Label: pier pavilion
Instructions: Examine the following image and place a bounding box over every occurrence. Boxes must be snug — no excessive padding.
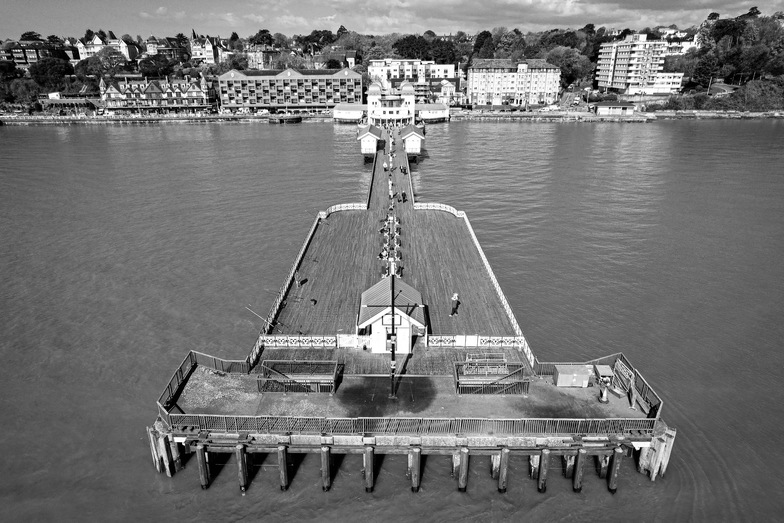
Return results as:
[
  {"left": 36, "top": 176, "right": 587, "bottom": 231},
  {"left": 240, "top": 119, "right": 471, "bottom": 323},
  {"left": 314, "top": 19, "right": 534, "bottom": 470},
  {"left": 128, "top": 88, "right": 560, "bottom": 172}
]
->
[{"left": 148, "top": 128, "right": 676, "bottom": 496}]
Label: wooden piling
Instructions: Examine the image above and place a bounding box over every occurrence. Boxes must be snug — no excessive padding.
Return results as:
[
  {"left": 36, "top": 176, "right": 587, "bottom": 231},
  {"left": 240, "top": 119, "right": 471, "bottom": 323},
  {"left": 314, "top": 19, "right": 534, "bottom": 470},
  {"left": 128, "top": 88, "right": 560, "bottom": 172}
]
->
[
  {"left": 563, "top": 455, "right": 575, "bottom": 478},
  {"left": 157, "top": 434, "right": 174, "bottom": 477},
  {"left": 451, "top": 451, "right": 460, "bottom": 478},
  {"left": 529, "top": 454, "right": 540, "bottom": 479},
  {"left": 196, "top": 444, "right": 210, "bottom": 489},
  {"left": 597, "top": 454, "right": 610, "bottom": 479},
  {"left": 458, "top": 447, "right": 469, "bottom": 492},
  {"left": 410, "top": 447, "right": 421, "bottom": 492},
  {"left": 608, "top": 447, "right": 623, "bottom": 494},
  {"left": 573, "top": 448, "right": 587, "bottom": 493},
  {"left": 637, "top": 446, "right": 652, "bottom": 475},
  {"left": 364, "top": 446, "right": 374, "bottom": 493},
  {"left": 147, "top": 427, "right": 161, "bottom": 473},
  {"left": 236, "top": 444, "right": 248, "bottom": 493},
  {"left": 278, "top": 445, "right": 289, "bottom": 491},
  {"left": 498, "top": 448, "right": 510, "bottom": 493},
  {"left": 491, "top": 452, "right": 501, "bottom": 480},
  {"left": 659, "top": 428, "right": 677, "bottom": 477},
  {"left": 169, "top": 438, "right": 182, "bottom": 473},
  {"left": 538, "top": 449, "right": 550, "bottom": 493},
  {"left": 321, "top": 446, "right": 331, "bottom": 492}
]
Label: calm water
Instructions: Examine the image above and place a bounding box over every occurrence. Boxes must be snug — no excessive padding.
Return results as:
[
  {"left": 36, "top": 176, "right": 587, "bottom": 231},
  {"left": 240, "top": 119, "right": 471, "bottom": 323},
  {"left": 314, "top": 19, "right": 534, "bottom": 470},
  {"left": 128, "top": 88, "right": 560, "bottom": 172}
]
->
[{"left": 1, "top": 120, "right": 783, "bottom": 521}]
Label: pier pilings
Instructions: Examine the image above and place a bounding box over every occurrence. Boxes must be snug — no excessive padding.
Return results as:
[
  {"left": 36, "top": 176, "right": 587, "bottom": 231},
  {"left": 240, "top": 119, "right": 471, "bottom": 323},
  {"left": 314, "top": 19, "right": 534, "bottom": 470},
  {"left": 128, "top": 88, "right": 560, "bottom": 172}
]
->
[{"left": 146, "top": 427, "right": 675, "bottom": 496}]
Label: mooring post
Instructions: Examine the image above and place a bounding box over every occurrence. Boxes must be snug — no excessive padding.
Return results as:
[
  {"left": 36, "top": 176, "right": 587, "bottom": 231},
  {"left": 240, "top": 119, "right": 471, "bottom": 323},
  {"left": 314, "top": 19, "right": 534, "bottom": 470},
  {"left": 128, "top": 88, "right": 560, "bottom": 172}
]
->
[
  {"left": 278, "top": 445, "right": 289, "bottom": 491},
  {"left": 458, "top": 447, "right": 469, "bottom": 492},
  {"left": 410, "top": 447, "right": 421, "bottom": 493},
  {"left": 573, "top": 449, "right": 587, "bottom": 493},
  {"left": 321, "top": 446, "right": 331, "bottom": 492},
  {"left": 157, "top": 434, "right": 174, "bottom": 477},
  {"left": 147, "top": 427, "right": 161, "bottom": 473},
  {"left": 537, "top": 449, "right": 550, "bottom": 493},
  {"left": 364, "top": 446, "right": 375, "bottom": 493},
  {"left": 236, "top": 444, "right": 248, "bottom": 493},
  {"left": 498, "top": 448, "right": 510, "bottom": 493},
  {"left": 563, "top": 454, "right": 575, "bottom": 478},
  {"left": 196, "top": 444, "right": 210, "bottom": 489},
  {"left": 529, "top": 454, "right": 540, "bottom": 479},
  {"left": 491, "top": 452, "right": 501, "bottom": 480},
  {"left": 597, "top": 454, "right": 610, "bottom": 479},
  {"left": 608, "top": 447, "right": 623, "bottom": 494}
]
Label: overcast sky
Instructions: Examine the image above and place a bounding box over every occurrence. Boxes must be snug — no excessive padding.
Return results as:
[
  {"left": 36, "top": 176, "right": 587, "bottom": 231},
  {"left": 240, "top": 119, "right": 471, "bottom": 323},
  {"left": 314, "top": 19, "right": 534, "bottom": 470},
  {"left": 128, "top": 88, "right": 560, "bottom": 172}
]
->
[{"left": 3, "top": 1, "right": 779, "bottom": 40}]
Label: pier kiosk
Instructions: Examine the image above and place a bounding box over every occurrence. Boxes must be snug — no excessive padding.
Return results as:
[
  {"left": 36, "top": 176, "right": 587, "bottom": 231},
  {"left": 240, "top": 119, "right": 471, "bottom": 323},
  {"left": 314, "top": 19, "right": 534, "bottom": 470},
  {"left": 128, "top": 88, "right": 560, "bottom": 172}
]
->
[{"left": 357, "top": 276, "right": 426, "bottom": 354}]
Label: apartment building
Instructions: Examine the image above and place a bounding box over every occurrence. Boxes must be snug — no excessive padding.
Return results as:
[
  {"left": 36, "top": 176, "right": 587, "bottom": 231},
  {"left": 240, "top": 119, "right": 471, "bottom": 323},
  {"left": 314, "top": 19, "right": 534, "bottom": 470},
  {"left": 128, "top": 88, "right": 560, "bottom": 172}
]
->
[
  {"left": 596, "top": 34, "right": 683, "bottom": 94},
  {"left": 468, "top": 58, "right": 561, "bottom": 106}
]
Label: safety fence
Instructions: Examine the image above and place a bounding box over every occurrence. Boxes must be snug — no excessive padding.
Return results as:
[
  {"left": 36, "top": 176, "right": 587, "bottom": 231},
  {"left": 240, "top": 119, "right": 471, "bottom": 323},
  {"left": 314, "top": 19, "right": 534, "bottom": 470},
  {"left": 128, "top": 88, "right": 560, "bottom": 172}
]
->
[
  {"left": 454, "top": 363, "right": 532, "bottom": 395},
  {"left": 256, "top": 335, "right": 338, "bottom": 348},
  {"left": 535, "top": 353, "right": 663, "bottom": 420},
  {"left": 412, "top": 202, "right": 462, "bottom": 216},
  {"left": 428, "top": 335, "right": 530, "bottom": 350},
  {"left": 167, "top": 414, "right": 657, "bottom": 436}
]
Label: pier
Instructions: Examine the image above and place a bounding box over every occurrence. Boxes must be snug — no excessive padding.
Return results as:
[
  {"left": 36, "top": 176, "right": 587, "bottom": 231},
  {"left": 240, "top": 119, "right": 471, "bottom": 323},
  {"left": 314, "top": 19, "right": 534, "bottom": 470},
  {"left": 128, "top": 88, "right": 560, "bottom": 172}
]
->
[{"left": 147, "top": 127, "right": 676, "bottom": 496}]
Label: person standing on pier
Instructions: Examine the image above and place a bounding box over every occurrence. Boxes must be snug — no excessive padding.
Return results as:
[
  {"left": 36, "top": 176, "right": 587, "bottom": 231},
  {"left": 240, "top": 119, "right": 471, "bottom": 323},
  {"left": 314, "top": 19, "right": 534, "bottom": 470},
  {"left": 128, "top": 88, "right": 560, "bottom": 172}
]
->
[{"left": 449, "top": 293, "right": 460, "bottom": 316}]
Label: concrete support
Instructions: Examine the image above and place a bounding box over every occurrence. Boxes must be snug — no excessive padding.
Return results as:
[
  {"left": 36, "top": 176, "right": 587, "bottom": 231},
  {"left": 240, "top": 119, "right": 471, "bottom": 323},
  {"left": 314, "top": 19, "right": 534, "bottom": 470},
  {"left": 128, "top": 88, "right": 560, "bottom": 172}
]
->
[
  {"left": 170, "top": 438, "right": 182, "bottom": 472},
  {"left": 637, "top": 446, "right": 652, "bottom": 475},
  {"left": 491, "top": 452, "right": 501, "bottom": 480},
  {"left": 451, "top": 451, "right": 460, "bottom": 478},
  {"left": 537, "top": 449, "right": 550, "bottom": 493},
  {"left": 147, "top": 427, "right": 161, "bottom": 473},
  {"left": 196, "top": 444, "right": 210, "bottom": 489},
  {"left": 573, "top": 449, "right": 587, "bottom": 493},
  {"left": 157, "top": 434, "right": 174, "bottom": 477},
  {"left": 363, "top": 446, "right": 374, "bottom": 493},
  {"left": 529, "top": 454, "right": 540, "bottom": 479},
  {"left": 458, "top": 447, "right": 469, "bottom": 492},
  {"left": 409, "top": 447, "right": 421, "bottom": 492},
  {"left": 597, "top": 454, "right": 610, "bottom": 479},
  {"left": 278, "top": 445, "right": 289, "bottom": 491},
  {"left": 563, "top": 455, "right": 575, "bottom": 479},
  {"left": 321, "top": 446, "right": 331, "bottom": 492},
  {"left": 498, "top": 448, "right": 510, "bottom": 494},
  {"left": 236, "top": 444, "right": 248, "bottom": 493},
  {"left": 608, "top": 447, "right": 623, "bottom": 494}
]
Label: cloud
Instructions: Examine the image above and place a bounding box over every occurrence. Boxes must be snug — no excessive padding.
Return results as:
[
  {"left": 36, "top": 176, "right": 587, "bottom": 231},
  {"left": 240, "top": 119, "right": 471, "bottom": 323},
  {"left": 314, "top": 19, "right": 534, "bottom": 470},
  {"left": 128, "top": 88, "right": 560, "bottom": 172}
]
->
[
  {"left": 139, "top": 6, "right": 185, "bottom": 21},
  {"left": 244, "top": 14, "right": 266, "bottom": 24},
  {"left": 276, "top": 15, "right": 310, "bottom": 28}
]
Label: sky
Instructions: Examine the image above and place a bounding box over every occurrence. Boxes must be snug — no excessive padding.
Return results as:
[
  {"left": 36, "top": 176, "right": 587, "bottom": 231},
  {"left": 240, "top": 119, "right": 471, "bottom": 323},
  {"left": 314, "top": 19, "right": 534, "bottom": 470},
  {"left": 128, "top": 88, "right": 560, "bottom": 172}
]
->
[{"left": 2, "top": 0, "right": 780, "bottom": 41}]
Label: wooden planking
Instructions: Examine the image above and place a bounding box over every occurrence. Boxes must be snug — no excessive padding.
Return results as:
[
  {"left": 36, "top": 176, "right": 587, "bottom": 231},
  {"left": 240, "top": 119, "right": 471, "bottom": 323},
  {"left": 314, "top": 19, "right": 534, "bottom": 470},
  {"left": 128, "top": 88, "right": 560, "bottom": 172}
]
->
[{"left": 273, "top": 129, "right": 516, "bottom": 337}]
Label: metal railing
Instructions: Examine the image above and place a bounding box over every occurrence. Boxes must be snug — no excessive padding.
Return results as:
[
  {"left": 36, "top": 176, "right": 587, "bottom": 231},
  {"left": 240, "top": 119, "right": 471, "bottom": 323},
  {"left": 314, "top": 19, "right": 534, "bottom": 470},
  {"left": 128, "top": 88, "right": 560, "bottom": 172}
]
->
[
  {"left": 257, "top": 334, "right": 338, "bottom": 348},
  {"left": 167, "top": 414, "right": 657, "bottom": 436},
  {"left": 412, "top": 202, "right": 462, "bottom": 216},
  {"left": 535, "top": 353, "right": 664, "bottom": 420}
]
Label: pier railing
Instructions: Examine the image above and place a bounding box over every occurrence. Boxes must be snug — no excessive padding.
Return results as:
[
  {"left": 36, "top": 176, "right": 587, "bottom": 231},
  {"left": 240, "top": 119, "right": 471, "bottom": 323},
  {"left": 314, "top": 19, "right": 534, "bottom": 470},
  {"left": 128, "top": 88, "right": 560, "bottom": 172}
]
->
[
  {"left": 535, "top": 352, "right": 664, "bottom": 420},
  {"left": 257, "top": 334, "right": 338, "bottom": 348},
  {"left": 413, "top": 202, "right": 462, "bottom": 216},
  {"left": 167, "top": 414, "right": 656, "bottom": 436}
]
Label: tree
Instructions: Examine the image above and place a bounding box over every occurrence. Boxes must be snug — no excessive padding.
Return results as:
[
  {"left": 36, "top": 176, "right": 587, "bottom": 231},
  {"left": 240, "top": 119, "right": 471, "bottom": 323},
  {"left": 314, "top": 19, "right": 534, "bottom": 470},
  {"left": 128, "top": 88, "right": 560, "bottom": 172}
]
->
[
  {"left": 139, "top": 54, "right": 174, "bottom": 78},
  {"left": 46, "top": 35, "right": 64, "bottom": 45},
  {"left": 84, "top": 29, "right": 95, "bottom": 41},
  {"left": 393, "top": 35, "right": 430, "bottom": 60},
  {"left": 29, "top": 57, "right": 73, "bottom": 90},
  {"left": 336, "top": 25, "right": 349, "bottom": 39},
  {"left": 9, "top": 78, "right": 40, "bottom": 103},
  {"left": 477, "top": 37, "right": 495, "bottom": 59},
  {"left": 249, "top": 29, "right": 273, "bottom": 47},
  {"left": 546, "top": 46, "right": 593, "bottom": 87},
  {"left": 273, "top": 33, "right": 289, "bottom": 48},
  {"left": 325, "top": 58, "right": 343, "bottom": 69},
  {"left": 20, "top": 31, "right": 42, "bottom": 41},
  {"left": 423, "top": 30, "right": 437, "bottom": 42},
  {"left": 473, "top": 30, "right": 493, "bottom": 54},
  {"left": 430, "top": 39, "right": 456, "bottom": 64},
  {"left": 94, "top": 47, "right": 128, "bottom": 78},
  {"left": 693, "top": 54, "right": 719, "bottom": 86}
]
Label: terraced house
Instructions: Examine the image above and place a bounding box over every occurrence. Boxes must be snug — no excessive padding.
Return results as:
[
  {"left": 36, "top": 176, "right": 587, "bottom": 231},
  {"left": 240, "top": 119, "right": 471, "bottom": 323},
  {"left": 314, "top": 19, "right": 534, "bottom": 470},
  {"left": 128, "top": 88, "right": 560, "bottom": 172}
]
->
[
  {"left": 218, "top": 68, "right": 362, "bottom": 112},
  {"left": 99, "top": 75, "right": 212, "bottom": 114}
]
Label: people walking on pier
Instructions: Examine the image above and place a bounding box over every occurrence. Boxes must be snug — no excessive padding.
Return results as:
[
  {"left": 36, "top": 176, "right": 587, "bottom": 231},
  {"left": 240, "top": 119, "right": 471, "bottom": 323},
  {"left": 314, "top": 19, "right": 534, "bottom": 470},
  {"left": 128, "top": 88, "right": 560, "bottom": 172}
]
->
[{"left": 449, "top": 293, "right": 460, "bottom": 316}]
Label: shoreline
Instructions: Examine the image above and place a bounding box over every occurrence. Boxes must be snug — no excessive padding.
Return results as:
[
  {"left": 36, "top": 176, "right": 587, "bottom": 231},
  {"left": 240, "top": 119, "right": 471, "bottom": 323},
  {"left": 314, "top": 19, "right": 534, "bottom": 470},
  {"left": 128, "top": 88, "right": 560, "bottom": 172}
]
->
[{"left": 2, "top": 109, "right": 783, "bottom": 126}]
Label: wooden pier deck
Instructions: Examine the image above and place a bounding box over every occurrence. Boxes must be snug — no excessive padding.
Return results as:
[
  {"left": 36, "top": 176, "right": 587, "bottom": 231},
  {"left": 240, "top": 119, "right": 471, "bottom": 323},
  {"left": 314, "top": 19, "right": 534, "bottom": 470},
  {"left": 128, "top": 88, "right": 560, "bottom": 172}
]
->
[{"left": 273, "top": 129, "right": 515, "bottom": 337}]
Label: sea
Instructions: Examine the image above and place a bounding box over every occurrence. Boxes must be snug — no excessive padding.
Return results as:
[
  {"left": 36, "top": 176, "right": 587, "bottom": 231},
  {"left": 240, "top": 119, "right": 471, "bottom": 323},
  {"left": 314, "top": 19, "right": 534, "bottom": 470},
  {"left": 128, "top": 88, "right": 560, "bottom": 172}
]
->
[{"left": 1, "top": 119, "right": 783, "bottom": 522}]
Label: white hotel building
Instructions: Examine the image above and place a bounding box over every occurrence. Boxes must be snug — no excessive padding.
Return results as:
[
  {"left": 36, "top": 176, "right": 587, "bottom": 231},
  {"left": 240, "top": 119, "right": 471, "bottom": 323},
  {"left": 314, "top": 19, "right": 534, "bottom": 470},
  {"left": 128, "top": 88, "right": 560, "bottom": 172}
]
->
[
  {"left": 467, "top": 59, "right": 561, "bottom": 106},
  {"left": 596, "top": 34, "right": 684, "bottom": 95}
]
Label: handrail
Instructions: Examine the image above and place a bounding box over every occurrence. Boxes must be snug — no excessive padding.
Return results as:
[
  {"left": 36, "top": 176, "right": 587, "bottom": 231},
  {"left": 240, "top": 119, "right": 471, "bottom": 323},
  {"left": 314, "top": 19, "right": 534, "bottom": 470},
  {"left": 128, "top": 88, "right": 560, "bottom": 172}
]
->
[
  {"left": 325, "top": 203, "right": 366, "bottom": 215},
  {"left": 412, "top": 202, "right": 461, "bottom": 216},
  {"left": 168, "top": 413, "right": 657, "bottom": 436}
]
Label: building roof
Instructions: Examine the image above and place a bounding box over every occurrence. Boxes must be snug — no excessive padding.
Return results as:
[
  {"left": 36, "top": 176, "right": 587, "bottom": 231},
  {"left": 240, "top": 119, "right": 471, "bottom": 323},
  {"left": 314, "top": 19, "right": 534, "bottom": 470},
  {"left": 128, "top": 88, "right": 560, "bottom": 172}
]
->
[
  {"left": 469, "top": 58, "right": 515, "bottom": 70},
  {"left": 358, "top": 277, "right": 425, "bottom": 328},
  {"left": 219, "top": 68, "right": 362, "bottom": 80},
  {"left": 400, "top": 124, "right": 425, "bottom": 139},
  {"left": 592, "top": 101, "right": 635, "bottom": 107},
  {"left": 357, "top": 125, "right": 383, "bottom": 141}
]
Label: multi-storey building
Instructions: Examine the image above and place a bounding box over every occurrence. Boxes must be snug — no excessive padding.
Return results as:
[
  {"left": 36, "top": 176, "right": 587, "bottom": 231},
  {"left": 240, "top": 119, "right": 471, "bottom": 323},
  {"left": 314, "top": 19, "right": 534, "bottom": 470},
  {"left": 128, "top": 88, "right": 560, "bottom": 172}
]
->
[
  {"left": 190, "top": 33, "right": 228, "bottom": 65},
  {"left": 368, "top": 59, "right": 455, "bottom": 83},
  {"left": 4, "top": 40, "right": 73, "bottom": 70},
  {"left": 217, "top": 68, "right": 362, "bottom": 111},
  {"left": 596, "top": 34, "right": 683, "bottom": 94},
  {"left": 99, "top": 75, "right": 213, "bottom": 113},
  {"left": 467, "top": 58, "right": 561, "bottom": 106},
  {"left": 144, "top": 37, "right": 189, "bottom": 62}
]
